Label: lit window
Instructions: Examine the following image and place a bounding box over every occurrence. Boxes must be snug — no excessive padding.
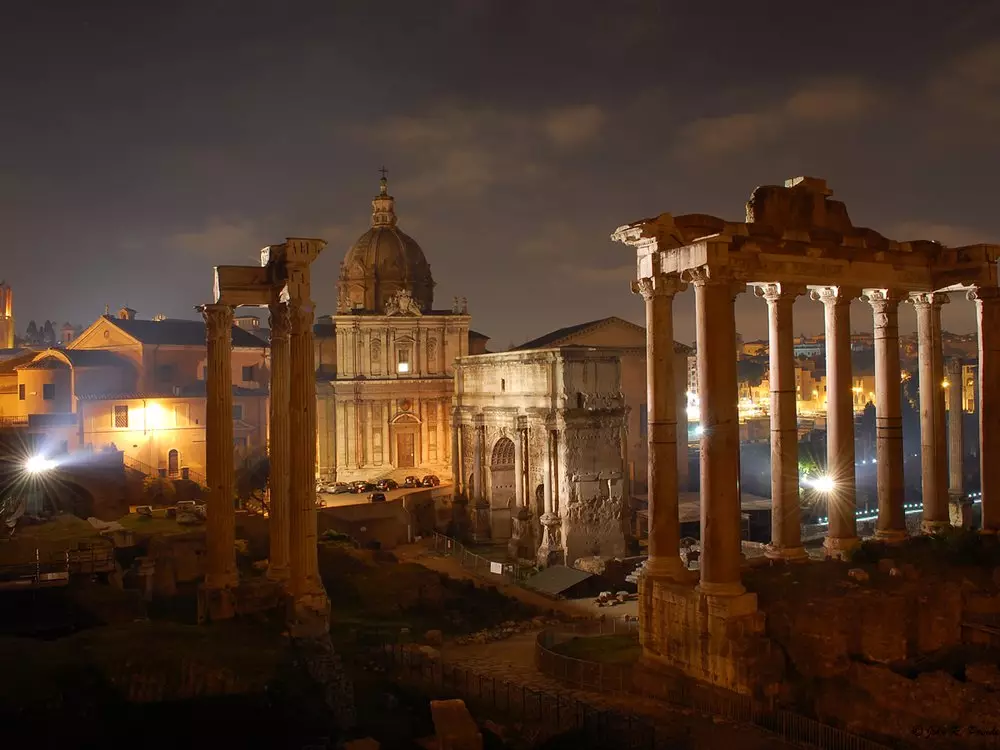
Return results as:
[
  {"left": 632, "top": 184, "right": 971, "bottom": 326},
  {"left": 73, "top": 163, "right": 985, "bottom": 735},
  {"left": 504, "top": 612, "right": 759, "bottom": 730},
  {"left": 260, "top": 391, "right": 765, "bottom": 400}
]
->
[
  {"left": 397, "top": 348, "right": 410, "bottom": 374},
  {"left": 114, "top": 404, "right": 129, "bottom": 429},
  {"left": 43, "top": 384, "right": 55, "bottom": 401}
]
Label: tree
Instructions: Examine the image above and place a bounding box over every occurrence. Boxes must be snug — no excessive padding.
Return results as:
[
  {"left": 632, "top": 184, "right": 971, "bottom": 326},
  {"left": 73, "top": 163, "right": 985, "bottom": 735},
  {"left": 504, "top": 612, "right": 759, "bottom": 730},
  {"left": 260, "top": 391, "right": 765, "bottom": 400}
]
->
[
  {"left": 42, "top": 320, "right": 55, "bottom": 346},
  {"left": 25, "top": 320, "right": 38, "bottom": 343}
]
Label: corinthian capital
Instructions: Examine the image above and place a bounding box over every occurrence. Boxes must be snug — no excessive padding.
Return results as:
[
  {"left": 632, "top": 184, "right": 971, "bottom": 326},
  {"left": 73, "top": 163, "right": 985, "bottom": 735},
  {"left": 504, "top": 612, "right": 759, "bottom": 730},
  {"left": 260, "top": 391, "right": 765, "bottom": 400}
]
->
[
  {"left": 268, "top": 301, "right": 291, "bottom": 341},
  {"left": 968, "top": 285, "right": 1000, "bottom": 303},
  {"left": 809, "top": 286, "right": 858, "bottom": 306},
  {"left": 199, "top": 304, "right": 234, "bottom": 341},
  {"left": 753, "top": 282, "right": 805, "bottom": 304},
  {"left": 630, "top": 275, "right": 687, "bottom": 300},
  {"left": 908, "top": 291, "right": 950, "bottom": 309},
  {"left": 863, "top": 288, "right": 905, "bottom": 312},
  {"left": 287, "top": 299, "right": 314, "bottom": 333},
  {"left": 682, "top": 265, "right": 745, "bottom": 298}
]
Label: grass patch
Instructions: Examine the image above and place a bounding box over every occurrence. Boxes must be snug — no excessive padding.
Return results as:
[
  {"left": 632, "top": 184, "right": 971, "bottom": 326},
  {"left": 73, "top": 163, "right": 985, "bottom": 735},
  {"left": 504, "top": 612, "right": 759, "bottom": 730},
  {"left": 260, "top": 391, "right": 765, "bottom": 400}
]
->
[
  {"left": 550, "top": 634, "right": 641, "bottom": 665},
  {"left": 118, "top": 514, "right": 198, "bottom": 538},
  {"left": 0, "top": 514, "right": 102, "bottom": 564}
]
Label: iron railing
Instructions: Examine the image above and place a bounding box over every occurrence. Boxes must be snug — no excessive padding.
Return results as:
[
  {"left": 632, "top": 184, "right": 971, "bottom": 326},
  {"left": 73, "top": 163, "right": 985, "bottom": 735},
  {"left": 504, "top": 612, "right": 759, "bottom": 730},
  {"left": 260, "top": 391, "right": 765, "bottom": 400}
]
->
[
  {"left": 0, "top": 546, "right": 116, "bottom": 590},
  {"left": 430, "top": 531, "right": 533, "bottom": 583},
  {"left": 532, "top": 627, "right": 892, "bottom": 750}
]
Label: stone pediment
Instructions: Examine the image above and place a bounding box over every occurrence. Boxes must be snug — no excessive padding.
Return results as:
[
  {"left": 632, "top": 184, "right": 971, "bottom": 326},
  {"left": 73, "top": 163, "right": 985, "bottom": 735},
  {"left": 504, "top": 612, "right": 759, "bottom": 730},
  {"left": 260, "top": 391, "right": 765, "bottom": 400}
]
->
[{"left": 385, "top": 289, "right": 423, "bottom": 317}]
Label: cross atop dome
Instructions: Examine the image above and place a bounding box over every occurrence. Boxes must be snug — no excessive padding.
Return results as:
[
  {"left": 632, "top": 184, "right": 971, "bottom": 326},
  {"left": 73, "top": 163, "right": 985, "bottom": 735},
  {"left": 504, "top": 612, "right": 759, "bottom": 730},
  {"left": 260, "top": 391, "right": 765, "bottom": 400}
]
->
[{"left": 372, "top": 166, "right": 396, "bottom": 227}]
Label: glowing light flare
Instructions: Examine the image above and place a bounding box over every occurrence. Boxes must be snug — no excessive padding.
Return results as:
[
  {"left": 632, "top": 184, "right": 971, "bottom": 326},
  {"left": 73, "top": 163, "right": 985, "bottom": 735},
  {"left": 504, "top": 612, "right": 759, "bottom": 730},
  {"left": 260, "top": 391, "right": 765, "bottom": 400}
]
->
[{"left": 24, "top": 455, "right": 56, "bottom": 473}]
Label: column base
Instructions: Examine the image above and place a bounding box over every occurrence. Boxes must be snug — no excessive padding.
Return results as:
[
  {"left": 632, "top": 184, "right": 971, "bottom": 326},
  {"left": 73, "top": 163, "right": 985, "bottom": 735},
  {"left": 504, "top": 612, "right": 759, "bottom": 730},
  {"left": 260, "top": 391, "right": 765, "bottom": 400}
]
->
[
  {"left": 696, "top": 580, "right": 747, "bottom": 598},
  {"left": 536, "top": 513, "right": 564, "bottom": 568},
  {"left": 764, "top": 544, "right": 809, "bottom": 562},
  {"left": 471, "top": 502, "right": 491, "bottom": 543},
  {"left": 266, "top": 564, "right": 290, "bottom": 582},
  {"left": 645, "top": 555, "right": 698, "bottom": 582},
  {"left": 949, "top": 495, "right": 973, "bottom": 529},
  {"left": 875, "top": 528, "right": 908, "bottom": 544},
  {"left": 507, "top": 509, "right": 535, "bottom": 560},
  {"left": 920, "top": 520, "right": 952, "bottom": 535},
  {"left": 823, "top": 535, "right": 859, "bottom": 560}
]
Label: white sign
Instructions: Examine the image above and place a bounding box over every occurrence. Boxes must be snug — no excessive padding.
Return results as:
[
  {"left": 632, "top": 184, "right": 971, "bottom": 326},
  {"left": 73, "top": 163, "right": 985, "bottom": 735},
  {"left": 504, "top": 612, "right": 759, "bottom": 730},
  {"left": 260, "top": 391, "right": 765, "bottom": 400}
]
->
[{"left": 490, "top": 561, "right": 503, "bottom": 575}]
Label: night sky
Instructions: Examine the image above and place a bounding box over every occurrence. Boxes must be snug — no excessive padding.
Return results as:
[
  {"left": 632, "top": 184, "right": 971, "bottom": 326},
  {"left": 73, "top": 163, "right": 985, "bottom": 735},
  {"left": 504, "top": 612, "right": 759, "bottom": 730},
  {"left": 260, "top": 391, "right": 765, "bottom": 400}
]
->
[{"left": 3, "top": 1, "right": 999, "bottom": 347}]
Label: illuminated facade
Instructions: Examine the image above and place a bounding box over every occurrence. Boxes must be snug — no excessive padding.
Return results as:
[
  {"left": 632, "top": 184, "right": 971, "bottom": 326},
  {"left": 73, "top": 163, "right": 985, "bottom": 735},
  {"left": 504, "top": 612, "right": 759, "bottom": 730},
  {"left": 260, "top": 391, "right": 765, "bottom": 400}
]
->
[
  {"left": 0, "top": 307, "right": 269, "bottom": 480},
  {"left": 316, "top": 177, "right": 480, "bottom": 482}
]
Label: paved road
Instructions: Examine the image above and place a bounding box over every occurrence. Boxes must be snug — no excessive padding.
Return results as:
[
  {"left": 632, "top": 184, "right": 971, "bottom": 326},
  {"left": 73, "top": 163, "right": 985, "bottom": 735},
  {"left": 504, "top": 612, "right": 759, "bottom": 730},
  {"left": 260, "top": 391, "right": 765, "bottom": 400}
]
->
[{"left": 317, "top": 482, "right": 451, "bottom": 508}]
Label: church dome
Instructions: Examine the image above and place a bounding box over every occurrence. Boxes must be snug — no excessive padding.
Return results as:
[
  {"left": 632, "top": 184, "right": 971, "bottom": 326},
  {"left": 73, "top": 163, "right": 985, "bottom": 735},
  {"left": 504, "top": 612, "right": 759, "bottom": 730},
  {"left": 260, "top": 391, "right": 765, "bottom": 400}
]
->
[{"left": 337, "top": 176, "right": 435, "bottom": 313}]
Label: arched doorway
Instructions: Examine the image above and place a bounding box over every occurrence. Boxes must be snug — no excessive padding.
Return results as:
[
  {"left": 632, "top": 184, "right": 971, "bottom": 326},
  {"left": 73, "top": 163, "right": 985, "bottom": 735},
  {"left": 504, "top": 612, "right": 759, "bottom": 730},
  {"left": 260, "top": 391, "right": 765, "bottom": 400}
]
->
[
  {"left": 390, "top": 413, "right": 421, "bottom": 470},
  {"left": 168, "top": 449, "right": 180, "bottom": 477},
  {"left": 490, "top": 437, "right": 515, "bottom": 539}
]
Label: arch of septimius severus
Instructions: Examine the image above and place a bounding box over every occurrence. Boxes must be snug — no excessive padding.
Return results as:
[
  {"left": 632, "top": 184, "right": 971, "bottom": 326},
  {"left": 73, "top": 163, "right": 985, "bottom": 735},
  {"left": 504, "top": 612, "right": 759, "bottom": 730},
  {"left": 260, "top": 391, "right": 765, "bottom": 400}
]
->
[{"left": 613, "top": 176, "right": 1000, "bottom": 692}]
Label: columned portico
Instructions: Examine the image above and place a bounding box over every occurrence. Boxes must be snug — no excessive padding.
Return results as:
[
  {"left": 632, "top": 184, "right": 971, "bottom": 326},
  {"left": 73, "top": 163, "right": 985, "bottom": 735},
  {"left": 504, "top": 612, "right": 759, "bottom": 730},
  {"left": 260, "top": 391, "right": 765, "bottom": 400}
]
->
[
  {"left": 911, "top": 292, "right": 950, "bottom": 532},
  {"left": 756, "top": 283, "right": 806, "bottom": 560},
  {"left": 633, "top": 274, "right": 687, "bottom": 579},
  {"left": 866, "top": 289, "right": 907, "bottom": 542},
  {"left": 814, "top": 286, "right": 859, "bottom": 556},
  {"left": 971, "top": 286, "right": 1000, "bottom": 533},
  {"left": 266, "top": 300, "right": 291, "bottom": 581},
  {"left": 537, "top": 427, "right": 565, "bottom": 567},
  {"left": 201, "top": 303, "right": 238, "bottom": 591},
  {"left": 471, "top": 422, "right": 490, "bottom": 541},
  {"left": 690, "top": 268, "right": 745, "bottom": 597},
  {"left": 946, "top": 358, "right": 969, "bottom": 526}
]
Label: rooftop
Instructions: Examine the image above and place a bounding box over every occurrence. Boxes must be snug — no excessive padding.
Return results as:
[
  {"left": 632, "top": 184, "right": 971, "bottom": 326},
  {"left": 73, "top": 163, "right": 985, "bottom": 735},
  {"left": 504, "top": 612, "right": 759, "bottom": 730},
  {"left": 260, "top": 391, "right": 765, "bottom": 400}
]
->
[{"left": 105, "top": 317, "right": 267, "bottom": 348}]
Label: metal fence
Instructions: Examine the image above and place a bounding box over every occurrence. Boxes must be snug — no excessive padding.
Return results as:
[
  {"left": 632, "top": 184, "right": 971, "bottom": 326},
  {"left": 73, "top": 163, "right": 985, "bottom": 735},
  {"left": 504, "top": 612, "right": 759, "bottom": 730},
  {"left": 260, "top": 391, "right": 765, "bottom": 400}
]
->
[
  {"left": 533, "top": 627, "right": 892, "bottom": 750},
  {"left": 430, "top": 531, "right": 532, "bottom": 583},
  {"left": 0, "top": 545, "right": 116, "bottom": 590},
  {"left": 380, "top": 643, "right": 659, "bottom": 749}
]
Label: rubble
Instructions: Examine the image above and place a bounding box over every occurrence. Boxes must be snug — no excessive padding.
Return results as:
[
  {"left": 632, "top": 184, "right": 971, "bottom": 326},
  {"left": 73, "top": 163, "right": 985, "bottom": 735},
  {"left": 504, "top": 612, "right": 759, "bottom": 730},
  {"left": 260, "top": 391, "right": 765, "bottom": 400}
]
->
[
  {"left": 847, "top": 568, "right": 870, "bottom": 583},
  {"left": 594, "top": 590, "right": 638, "bottom": 607},
  {"left": 453, "top": 617, "right": 562, "bottom": 646}
]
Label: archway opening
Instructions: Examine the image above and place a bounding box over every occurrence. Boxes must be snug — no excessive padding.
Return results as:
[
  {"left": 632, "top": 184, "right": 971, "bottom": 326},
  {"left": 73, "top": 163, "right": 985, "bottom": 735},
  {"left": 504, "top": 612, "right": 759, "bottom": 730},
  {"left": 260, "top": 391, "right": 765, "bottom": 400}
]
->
[
  {"left": 167, "top": 449, "right": 180, "bottom": 477},
  {"left": 490, "top": 437, "right": 515, "bottom": 539}
]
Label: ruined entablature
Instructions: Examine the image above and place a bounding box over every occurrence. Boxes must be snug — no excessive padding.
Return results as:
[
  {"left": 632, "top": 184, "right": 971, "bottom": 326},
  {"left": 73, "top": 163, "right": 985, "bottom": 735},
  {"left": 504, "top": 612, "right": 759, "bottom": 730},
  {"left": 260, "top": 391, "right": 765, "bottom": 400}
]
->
[{"left": 614, "top": 176, "right": 1000, "bottom": 294}]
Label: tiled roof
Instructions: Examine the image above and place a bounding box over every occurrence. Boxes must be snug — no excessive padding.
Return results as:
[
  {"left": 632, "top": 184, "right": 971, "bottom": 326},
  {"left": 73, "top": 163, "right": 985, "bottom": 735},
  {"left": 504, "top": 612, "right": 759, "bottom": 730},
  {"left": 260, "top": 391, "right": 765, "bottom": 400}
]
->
[
  {"left": 106, "top": 317, "right": 266, "bottom": 348},
  {"left": 515, "top": 316, "right": 692, "bottom": 354},
  {"left": 469, "top": 330, "right": 490, "bottom": 341}
]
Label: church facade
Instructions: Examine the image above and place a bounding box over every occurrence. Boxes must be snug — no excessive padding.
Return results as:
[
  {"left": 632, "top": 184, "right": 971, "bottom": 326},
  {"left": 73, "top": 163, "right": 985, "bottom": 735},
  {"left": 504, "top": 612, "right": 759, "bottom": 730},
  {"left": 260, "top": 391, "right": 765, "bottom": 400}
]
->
[{"left": 315, "top": 177, "right": 482, "bottom": 482}]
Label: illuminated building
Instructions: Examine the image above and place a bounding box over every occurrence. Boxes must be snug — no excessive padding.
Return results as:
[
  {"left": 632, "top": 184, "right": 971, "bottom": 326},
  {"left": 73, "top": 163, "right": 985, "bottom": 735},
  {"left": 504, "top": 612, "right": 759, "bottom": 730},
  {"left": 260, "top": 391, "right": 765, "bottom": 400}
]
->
[
  {"left": 315, "top": 175, "right": 478, "bottom": 482},
  {"left": 0, "top": 281, "right": 14, "bottom": 350},
  {"left": 0, "top": 306, "right": 269, "bottom": 481}
]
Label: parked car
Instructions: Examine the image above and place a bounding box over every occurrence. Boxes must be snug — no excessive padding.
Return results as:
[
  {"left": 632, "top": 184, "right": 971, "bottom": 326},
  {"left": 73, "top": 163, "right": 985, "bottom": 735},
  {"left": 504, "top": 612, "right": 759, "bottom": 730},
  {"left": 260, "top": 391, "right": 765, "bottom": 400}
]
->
[
  {"left": 351, "top": 481, "right": 375, "bottom": 494},
  {"left": 369, "top": 492, "right": 387, "bottom": 503},
  {"left": 421, "top": 475, "right": 441, "bottom": 487},
  {"left": 375, "top": 478, "right": 398, "bottom": 491},
  {"left": 332, "top": 482, "right": 351, "bottom": 494},
  {"left": 403, "top": 475, "right": 421, "bottom": 488}
]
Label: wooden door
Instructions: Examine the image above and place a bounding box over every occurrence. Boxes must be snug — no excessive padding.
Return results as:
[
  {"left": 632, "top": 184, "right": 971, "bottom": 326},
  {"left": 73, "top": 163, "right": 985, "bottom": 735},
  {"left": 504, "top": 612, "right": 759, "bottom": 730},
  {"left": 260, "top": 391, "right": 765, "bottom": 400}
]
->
[{"left": 397, "top": 432, "right": 415, "bottom": 468}]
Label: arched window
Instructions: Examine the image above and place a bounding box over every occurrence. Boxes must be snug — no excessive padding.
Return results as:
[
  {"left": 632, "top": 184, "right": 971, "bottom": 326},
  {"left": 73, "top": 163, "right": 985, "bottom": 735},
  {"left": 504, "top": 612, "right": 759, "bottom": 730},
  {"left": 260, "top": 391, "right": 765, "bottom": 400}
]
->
[{"left": 167, "top": 449, "right": 179, "bottom": 477}]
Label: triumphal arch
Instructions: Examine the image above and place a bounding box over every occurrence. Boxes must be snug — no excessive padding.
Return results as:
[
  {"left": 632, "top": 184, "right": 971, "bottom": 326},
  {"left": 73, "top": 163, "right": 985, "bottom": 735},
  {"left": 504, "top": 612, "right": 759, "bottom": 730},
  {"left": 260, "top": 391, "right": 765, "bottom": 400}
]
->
[{"left": 613, "top": 176, "right": 1000, "bottom": 693}]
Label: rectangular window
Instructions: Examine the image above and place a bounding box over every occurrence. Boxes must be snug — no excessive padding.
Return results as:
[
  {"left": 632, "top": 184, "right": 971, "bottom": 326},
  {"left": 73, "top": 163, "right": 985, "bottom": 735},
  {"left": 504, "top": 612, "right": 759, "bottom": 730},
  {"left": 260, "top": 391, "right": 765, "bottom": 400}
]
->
[
  {"left": 42, "top": 383, "right": 55, "bottom": 401},
  {"left": 234, "top": 436, "right": 248, "bottom": 450},
  {"left": 18, "top": 384, "right": 25, "bottom": 401},
  {"left": 242, "top": 365, "right": 255, "bottom": 382},
  {"left": 639, "top": 403, "right": 648, "bottom": 439},
  {"left": 397, "top": 348, "right": 410, "bottom": 374},
  {"left": 233, "top": 404, "right": 244, "bottom": 421},
  {"left": 156, "top": 364, "right": 175, "bottom": 382},
  {"left": 114, "top": 404, "right": 129, "bottom": 429},
  {"left": 173, "top": 402, "right": 190, "bottom": 427}
]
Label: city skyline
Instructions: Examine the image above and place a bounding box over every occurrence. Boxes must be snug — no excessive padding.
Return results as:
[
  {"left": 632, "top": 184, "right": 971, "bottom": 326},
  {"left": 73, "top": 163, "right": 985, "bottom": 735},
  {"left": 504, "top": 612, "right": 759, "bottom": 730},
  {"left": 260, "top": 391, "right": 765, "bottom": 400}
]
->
[{"left": 3, "top": 1, "right": 999, "bottom": 346}]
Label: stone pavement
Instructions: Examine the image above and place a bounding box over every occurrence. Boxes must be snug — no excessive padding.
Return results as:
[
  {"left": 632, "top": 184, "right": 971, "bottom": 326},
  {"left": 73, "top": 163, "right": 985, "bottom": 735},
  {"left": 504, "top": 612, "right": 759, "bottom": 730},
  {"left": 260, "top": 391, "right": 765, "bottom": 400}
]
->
[{"left": 438, "top": 632, "right": 792, "bottom": 749}]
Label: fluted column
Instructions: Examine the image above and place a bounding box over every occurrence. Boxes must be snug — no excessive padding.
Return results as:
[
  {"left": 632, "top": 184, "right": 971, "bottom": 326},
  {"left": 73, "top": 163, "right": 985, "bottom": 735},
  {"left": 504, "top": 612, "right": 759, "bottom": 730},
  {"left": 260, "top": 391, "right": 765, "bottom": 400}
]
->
[
  {"left": 971, "top": 286, "right": 1000, "bottom": 532},
  {"left": 947, "top": 358, "right": 969, "bottom": 526},
  {"left": 911, "top": 292, "right": 950, "bottom": 532},
  {"left": 537, "top": 427, "right": 563, "bottom": 566},
  {"left": 542, "top": 430, "right": 554, "bottom": 515},
  {"left": 691, "top": 269, "right": 744, "bottom": 597},
  {"left": 201, "top": 304, "right": 238, "bottom": 590},
  {"left": 757, "top": 283, "right": 806, "bottom": 560},
  {"left": 867, "top": 289, "right": 906, "bottom": 542},
  {"left": 471, "top": 423, "right": 490, "bottom": 541},
  {"left": 813, "top": 287, "right": 859, "bottom": 556},
  {"left": 513, "top": 428, "right": 525, "bottom": 508},
  {"left": 472, "top": 424, "right": 483, "bottom": 501},
  {"left": 632, "top": 274, "right": 687, "bottom": 579},
  {"left": 266, "top": 301, "right": 291, "bottom": 581},
  {"left": 451, "top": 410, "right": 462, "bottom": 492}
]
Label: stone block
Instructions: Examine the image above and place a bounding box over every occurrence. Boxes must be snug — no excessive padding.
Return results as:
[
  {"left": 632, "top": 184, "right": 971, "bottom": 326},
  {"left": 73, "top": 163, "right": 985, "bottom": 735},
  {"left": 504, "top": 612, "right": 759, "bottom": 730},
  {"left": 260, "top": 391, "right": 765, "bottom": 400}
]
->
[
  {"left": 859, "top": 594, "right": 908, "bottom": 663},
  {"left": 430, "top": 699, "right": 482, "bottom": 750},
  {"left": 424, "top": 629, "right": 444, "bottom": 647}
]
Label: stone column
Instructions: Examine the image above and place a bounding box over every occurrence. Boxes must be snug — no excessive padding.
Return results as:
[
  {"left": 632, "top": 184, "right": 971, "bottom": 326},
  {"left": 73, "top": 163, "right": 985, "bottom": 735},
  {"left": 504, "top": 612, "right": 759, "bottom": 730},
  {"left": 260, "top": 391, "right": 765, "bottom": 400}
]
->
[
  {"left": 509, "top": 426, "right": 533, "bottom": 559},
  {"left": 513, "top": 428, "right": 525, "bottom": 508},
  {"left": 946, "top": 358, "right": 969, "bottom": 526},
  {"left": 691, "top": 269, "right": 744, "bottom": 597},
  {"left": 813, "top": 287, "right": 859, "bottom": 556},
  {"left": 450, "top": 410, "right": 462, "bottom": 492},
  {"left": 537, "top": 428, "right": 563, "bottom": 567},
  {"left": 285, "top": 243, "right": 330, "bottom": 634},
  {"left": 971, "top": 286, "right": 1000, "bottom": 532},
  {"left": 866, "top": 289, "right": 907, "bottom": 542},
  {"left": 911, "top": 292, "right": 950, "bottom": 532},
  {"left": 437, "top": 400, "right": 446, "bottom": 467},
  {"left": 757, "top": 283, "right": 806, "bottom": 560},
  {"left": 201, "top": 304, "right": 238, "bottom": 591},
  {"left": 471, "top": 423, "right": 490, "bottom": 541},
  {"left": 632, "top": 274, "right": 687, "bottom": 579},
  {"left": 266, "top": 301, "right": 291, "bottom": 581}
]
